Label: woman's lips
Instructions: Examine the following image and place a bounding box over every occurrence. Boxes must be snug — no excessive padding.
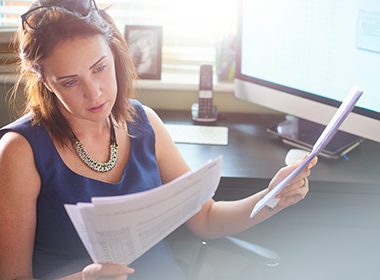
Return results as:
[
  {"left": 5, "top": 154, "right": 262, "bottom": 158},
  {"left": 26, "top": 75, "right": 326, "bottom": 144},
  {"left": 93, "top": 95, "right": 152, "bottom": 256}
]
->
[{"left": 88, "top": 102, "right": 106, "bottom": 113}]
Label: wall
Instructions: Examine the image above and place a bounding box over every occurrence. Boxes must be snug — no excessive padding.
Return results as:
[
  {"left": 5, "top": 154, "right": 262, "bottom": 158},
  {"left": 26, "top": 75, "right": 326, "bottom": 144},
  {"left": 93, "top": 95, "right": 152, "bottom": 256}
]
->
[
  {"left": 135, "top": 88, "right": 278, "bottom": 114},
  {"left": 0, "top": 82, "right": 24, "bottom": 127}
]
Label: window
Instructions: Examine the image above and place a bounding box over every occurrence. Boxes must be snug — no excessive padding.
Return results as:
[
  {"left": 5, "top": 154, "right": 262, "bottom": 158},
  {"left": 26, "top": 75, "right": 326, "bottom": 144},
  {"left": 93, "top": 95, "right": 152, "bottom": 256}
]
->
[{"left": 0, "top": 0, "right": 237, "bottom": 77}]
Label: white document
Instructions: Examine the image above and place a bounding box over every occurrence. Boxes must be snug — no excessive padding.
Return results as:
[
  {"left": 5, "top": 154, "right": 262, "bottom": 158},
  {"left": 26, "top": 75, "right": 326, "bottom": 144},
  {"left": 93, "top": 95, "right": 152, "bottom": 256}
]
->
[
  {"left": 250, "top": 85, "right": 364, "bottom": 218},
  {"left": 64, "top": 203, "right": 97, "bottom": 261},
  {"left": 64, "top": 156, "right": 222, "bottom": 265}
]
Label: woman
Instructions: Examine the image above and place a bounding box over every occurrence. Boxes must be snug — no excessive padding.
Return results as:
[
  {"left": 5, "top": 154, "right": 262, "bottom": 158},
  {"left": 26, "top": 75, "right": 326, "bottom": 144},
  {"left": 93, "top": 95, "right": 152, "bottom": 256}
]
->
[{"left": 0, "top": 0, "right": 317, "bottom": 279}]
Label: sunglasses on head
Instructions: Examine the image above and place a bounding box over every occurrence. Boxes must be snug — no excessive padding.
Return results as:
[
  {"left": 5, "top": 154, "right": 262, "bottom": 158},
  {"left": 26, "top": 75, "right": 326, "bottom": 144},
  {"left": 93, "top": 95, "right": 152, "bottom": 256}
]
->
[{"left": 21, "top": 0, "right": 99, "bottom": 31}]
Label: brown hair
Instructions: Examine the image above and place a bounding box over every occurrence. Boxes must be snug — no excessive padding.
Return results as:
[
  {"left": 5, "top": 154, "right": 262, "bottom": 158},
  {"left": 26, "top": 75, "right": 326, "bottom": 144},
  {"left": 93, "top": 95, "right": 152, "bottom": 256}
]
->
[{"left": 14, "top": 0, "right": 137, "bottom": 146}]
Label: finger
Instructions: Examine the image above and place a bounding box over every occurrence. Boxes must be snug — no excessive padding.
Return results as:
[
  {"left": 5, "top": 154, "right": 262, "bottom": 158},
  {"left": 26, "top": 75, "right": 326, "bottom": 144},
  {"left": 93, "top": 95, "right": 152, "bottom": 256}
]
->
[
  {"left": 82, "top": 263, "right": 135, "bottom": 279},
  {"left": 292, "top": 152, "right": 309, "bottom": 166},
  {"left": 274, "top": 163, "right": 300, "bottom": 183},
  {"left": 295, "top": 154, "right": 318, "bottom": 170},
  {"left": 279, "top": 184, "right": 309, "bottom": 206},
  {"left": 290, "top": 157, "right": 314, "bottom": 188},
  {"left": 269, "top": 157, "right": 313, "bottom": 195},
  {"left": 293, "top": 167, "right": 311, "bottom": 182},
  {"left": 270, "top": 163, "right": 307, "bottom": 197},
  {"left": 278, "top": 177, "right": 308, "bottom": 198},
  {"left": 100, "top": 264, "right": 134, "bottom": 275},
  {"left": 278, "top": 166, "right": 310, "bottom": 194},
  {"left": 293, "top": 179, "right": 308, "bottom": 198},
  {"left": 308, "top": 156, "right": 318, "bottom": 169},
  {"left": 302, "top": 153, "right": 309, "bottom": 161}
]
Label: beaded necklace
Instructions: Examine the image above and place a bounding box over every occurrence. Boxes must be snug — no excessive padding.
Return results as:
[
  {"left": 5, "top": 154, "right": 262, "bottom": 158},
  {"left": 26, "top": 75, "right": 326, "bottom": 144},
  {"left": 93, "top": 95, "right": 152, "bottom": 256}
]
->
[{"left": 72, "top": 121, "right": 118, "bottom": 173}]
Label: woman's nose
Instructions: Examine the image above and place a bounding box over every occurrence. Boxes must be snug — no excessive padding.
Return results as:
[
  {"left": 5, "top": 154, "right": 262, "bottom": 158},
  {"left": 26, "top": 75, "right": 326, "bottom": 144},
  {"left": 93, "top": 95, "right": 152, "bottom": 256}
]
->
[{"left": 84, "top": 80, "right": 101, "bottom": 99}]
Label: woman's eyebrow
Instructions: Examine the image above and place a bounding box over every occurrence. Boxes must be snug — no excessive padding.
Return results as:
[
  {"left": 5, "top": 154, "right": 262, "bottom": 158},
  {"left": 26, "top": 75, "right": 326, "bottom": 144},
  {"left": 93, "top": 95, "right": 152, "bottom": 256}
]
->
[
  {"left": 57, "top": 74, "right": 77, "bottom": 81},
  {"left": 89, "top": 56, "right": 106, "bottom": 70},
  {"left": 56, "top": 56, "right": 107, "bottom": 81}
]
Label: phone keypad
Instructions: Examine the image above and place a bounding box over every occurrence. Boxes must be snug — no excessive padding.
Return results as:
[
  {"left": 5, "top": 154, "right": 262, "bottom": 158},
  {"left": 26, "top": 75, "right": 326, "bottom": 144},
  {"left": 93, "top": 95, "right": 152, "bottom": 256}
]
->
[{"left": 199, "top": 98, "right": 213, "bottom": 118}]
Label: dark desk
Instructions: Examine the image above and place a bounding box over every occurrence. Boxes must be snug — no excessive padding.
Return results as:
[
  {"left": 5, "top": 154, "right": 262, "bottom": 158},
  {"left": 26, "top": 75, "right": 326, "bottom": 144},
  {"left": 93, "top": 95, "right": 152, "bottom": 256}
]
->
[
  {"left": 158, "top": 110, "right": 380, "bottom": 280},
  {"left": 158, "top": 110, "right": 380, "bottom": 185}
]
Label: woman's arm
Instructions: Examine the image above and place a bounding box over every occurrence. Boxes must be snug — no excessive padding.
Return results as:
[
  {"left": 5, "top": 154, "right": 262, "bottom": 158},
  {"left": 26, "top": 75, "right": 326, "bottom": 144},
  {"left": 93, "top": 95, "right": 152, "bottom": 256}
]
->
[
  {"left": 145, "top": 106, "right": 317, "bottom": 239},
  {"left": 142, "top": 106, "right": 192, "bottom": 183},
  {"left": 185, "top": 159, "right": 316, "bottom": 239},
  {"left": 0, "top": 132, "right": 135, "bottom": 280},
  {"left": 0, "top": 132, "right": 41, "bottom": 279}
]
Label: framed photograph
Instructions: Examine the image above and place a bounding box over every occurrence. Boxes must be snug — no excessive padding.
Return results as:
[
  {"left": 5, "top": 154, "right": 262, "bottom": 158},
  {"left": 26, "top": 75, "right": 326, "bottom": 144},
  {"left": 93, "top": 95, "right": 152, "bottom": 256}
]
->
[{"left": 125, "top": 25, "right": 163, "bottom": 80}]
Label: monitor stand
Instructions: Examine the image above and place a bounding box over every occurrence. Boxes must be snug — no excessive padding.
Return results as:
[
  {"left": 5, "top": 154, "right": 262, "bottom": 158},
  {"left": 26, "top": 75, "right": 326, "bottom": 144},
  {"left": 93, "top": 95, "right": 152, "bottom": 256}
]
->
[{"left": 267, "top": 116, "right": 363, "bottom": 159}]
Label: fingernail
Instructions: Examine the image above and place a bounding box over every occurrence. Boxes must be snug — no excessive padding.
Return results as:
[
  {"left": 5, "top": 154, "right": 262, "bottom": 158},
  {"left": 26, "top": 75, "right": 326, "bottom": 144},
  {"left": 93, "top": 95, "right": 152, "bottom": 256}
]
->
[{"left": 128, "top": 267, "right": 135, "bottom": 273}]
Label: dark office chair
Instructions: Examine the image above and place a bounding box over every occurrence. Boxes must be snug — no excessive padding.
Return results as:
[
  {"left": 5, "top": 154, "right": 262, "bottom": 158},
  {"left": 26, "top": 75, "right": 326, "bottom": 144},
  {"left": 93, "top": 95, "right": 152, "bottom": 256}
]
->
[{"left": 168, "top": 226, "right": 280, "bottom": 280}]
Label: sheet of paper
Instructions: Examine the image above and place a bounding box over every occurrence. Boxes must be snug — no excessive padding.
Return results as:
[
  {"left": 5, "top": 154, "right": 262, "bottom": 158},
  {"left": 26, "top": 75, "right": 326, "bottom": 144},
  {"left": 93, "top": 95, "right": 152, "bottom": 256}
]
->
[
  {"left": 64, "top": 204, "right": 97, "bottom": 261},
  {"left": 65, "top": 156, "right": 222, "bottom": 265},
  {"left": 250, "top": 85, "right": 363, "bottom": 218}
]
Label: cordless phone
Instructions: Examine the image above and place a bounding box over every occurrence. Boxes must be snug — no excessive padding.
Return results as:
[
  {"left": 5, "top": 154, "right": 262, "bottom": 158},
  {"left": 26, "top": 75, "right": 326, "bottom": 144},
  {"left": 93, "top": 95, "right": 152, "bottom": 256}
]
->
[{"left": 191, "top": 64, "right": 218, "bottom": 123}]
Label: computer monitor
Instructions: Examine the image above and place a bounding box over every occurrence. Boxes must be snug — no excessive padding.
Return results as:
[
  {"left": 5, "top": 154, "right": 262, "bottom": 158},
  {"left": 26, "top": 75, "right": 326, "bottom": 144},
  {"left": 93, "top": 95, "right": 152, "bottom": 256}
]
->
[{"left": 234, "top": 0, "right": 380, "bottom": 152}]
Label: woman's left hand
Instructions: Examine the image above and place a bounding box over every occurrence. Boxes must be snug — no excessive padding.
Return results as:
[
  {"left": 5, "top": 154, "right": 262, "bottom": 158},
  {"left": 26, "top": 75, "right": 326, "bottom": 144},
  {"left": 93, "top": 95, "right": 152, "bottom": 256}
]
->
[{"left": 266, "top": 156, "right": 318, "bottom": 210}]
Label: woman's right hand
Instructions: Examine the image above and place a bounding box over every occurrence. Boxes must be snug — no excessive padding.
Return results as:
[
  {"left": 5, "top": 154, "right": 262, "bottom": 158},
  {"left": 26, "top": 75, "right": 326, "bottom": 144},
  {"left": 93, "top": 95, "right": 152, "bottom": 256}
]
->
[{"left": 81, "top": 263, "right": 135, "bottom": 280}]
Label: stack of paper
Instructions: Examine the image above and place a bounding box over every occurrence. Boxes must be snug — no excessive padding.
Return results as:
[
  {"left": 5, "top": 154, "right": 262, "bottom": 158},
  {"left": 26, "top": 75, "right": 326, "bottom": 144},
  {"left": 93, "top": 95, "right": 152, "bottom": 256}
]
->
[
  {"left": 250, "top": 85, "right": 364, "bottom": 218},
  {"left": 65, "top": 156, "right": 223, "bottom": 265}
]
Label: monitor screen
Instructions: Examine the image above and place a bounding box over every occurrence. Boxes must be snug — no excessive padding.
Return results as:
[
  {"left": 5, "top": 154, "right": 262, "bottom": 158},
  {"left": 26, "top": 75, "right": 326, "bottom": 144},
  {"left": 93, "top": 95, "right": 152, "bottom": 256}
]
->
[{"left": 234, "top": 0, "right": 380, "bottom": 143}]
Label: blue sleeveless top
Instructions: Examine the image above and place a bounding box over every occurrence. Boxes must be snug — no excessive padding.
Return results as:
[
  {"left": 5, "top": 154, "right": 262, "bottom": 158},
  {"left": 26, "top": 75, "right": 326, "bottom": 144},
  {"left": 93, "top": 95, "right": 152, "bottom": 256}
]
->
[{"left": 0, "top": 100, "right": 185, "bottom": 280}]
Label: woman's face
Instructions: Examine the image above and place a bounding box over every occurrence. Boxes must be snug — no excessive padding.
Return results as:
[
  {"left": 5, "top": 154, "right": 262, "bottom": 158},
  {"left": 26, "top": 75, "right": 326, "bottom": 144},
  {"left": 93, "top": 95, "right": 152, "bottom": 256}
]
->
[{"left": 43, "top": 34, "right": 118, "bottom": 124}]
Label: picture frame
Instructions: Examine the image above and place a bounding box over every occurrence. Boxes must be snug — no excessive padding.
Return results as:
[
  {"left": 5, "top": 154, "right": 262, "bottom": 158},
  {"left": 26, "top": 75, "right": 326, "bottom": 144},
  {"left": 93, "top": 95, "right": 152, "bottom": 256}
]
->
[{"left": 124, "top": 25, "right": 163, "bottom": 80}]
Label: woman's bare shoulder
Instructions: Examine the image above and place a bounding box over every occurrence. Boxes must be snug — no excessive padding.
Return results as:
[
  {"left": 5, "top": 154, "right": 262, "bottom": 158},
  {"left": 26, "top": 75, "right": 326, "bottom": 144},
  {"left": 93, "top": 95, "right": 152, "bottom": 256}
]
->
[
  {"left": 0, "top": 130, "right": 34, "bottom": 162},
  {"left": 0, "top": 131, "right": 41, "bottom": 195},
  {"left": 0, "top": 131, "right": 39, "bottom": 279}
]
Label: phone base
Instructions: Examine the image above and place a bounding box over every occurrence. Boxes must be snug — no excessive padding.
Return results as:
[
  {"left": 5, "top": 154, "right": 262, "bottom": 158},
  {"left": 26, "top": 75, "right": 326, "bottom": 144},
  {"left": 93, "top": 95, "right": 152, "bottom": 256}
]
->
[{"left": 191, "top": 103, "right": 218, "bottom": 124}]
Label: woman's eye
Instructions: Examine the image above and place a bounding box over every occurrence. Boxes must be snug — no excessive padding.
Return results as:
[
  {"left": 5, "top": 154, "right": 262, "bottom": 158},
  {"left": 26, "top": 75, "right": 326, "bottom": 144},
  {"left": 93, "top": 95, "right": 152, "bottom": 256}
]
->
[
  {"left": 62, "top": 80, "right": 76, "bottom": 87},
  {"left": 94, "top": 64, "right": 106, "bottom": 73}
]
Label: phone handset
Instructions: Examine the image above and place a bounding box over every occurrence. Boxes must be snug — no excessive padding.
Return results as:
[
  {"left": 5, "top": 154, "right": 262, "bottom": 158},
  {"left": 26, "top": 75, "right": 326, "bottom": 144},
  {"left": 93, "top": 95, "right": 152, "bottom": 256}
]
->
[{"left": 191, "top": 64, "right": 218, "bottom": 123}]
